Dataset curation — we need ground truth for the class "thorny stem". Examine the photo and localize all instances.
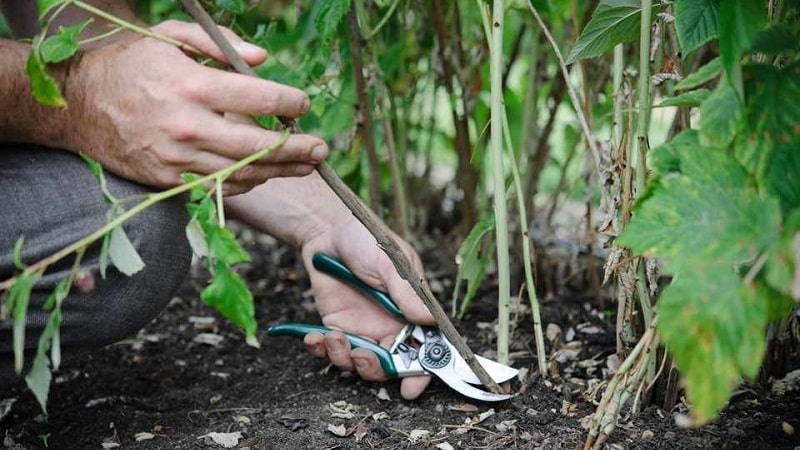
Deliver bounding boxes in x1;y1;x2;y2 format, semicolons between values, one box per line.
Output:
178;0;501;393
0;132;290;293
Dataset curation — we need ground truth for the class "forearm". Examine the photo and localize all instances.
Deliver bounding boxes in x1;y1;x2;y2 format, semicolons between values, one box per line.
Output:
0;0;139;40
225;171;352;248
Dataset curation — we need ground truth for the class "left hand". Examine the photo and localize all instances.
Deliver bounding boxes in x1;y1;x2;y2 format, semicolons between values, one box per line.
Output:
299;218;435;400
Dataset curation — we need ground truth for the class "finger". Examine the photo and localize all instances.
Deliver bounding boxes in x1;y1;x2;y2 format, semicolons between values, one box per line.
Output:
351;348;389;381
151;20;267;66
400;375;432;400
186;68;311;117
324;331;354;372
304;331;327;358
227;162;317;186
169;112;326;162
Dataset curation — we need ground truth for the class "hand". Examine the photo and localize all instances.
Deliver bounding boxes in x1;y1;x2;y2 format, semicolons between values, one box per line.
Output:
61;20;328;195
299;218;436;400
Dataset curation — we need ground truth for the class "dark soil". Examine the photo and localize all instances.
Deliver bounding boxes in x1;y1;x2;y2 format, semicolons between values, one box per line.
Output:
2;228;799;450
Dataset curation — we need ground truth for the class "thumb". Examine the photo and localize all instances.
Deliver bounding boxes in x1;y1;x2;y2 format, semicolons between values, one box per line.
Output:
151;20;267;66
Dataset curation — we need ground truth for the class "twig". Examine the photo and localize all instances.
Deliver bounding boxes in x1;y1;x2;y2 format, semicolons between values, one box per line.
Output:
178;0;501;393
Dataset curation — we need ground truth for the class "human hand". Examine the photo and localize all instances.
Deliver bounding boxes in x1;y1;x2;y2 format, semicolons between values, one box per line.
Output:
299;218;435;400
61;20;327;195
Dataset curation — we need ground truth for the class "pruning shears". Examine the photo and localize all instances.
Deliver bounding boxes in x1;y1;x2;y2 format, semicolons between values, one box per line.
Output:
266;252;518;402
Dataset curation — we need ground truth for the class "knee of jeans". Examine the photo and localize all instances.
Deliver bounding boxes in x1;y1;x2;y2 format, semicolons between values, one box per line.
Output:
66;195;192;348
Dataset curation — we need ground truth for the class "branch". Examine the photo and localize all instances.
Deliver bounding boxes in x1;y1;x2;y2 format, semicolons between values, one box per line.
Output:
178;0;501;393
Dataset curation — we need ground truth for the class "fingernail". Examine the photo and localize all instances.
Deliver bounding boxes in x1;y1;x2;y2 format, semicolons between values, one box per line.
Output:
238;40;264;55
301;97;311;114
328;339;343;353
311;144;328;161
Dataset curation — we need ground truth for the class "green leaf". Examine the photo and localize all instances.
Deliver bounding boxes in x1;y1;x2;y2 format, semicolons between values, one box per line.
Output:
765;144;800;216
38;0;68;19
13;237;25;270
7;273;40;374
649;129;700;175
109;226;145;276
751;23;800;54
207;226;250;265
99;231;111;279
566;0;654;64
25;307;61;414
316;0;352;44
201;262;257;345
40;19;91;64
718;0;766;80
658;88;711;108
674;57;722;91
619;146;782;423
674;0;720;56
452;216;495;318
25;40;66;108
180;173;207;202
216;0;246;14
80;153;115;203
699;80;741;148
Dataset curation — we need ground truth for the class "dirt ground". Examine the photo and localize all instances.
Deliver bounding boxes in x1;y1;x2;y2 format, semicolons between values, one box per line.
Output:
2;228;799;450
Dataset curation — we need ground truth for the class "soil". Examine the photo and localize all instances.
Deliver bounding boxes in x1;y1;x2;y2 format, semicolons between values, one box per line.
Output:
2;227;799;450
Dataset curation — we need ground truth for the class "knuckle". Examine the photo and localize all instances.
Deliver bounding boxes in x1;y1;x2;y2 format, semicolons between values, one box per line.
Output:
175;79;206;103
156;147;191;166
231;164;259;182
164;118;199;142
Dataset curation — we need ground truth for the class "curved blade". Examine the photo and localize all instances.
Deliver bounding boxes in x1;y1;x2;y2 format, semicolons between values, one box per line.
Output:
453;354;519;385
426;365;515;402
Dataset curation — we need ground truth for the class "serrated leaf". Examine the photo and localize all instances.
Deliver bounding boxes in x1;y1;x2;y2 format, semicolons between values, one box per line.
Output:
41;19;91;63
699;80;741;148
566;0;655;64
649;129;700;175
216;0;246;14
201;262;257;344
38;0;68;19
207;226;250;265
658;89;711;108
109;226;145;276
8;273;39;374
316;0;352;44
674;57;722;91
25;40;66;107
674;0;720;57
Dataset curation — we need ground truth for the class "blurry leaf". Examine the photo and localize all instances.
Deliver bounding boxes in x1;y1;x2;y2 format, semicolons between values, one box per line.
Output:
201;262;257;345
38;0;67;19
649;129;699;175
25;40;66;107
81;153;115;203
566;0;659;64
197;431;242;448
316;0;351;44
765;144;800;216
8;273;39;374
41;19;91;63
13;237;25;270
658;88;711;107
674;57;721;91
327;423;348;437
699;80;741;148
109;226;145;276
718;0;766;80
216;0;246;14
99;231;111;279
751;23;800;54
25;307;61;414
453;217;495;318
674;0;719;56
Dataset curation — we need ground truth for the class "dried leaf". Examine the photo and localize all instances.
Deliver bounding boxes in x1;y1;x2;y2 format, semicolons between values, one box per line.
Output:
327;423;348;437
372;411;389;421
408;429;431;444
447;403;478;412
353;425;368;442
436;443;455;450
194;333;224;348
495;420;517;432
277;415;308;431
197;431;242;448
134;432;155;441
328;401;359;419
471;409;495;425
376;388;391;401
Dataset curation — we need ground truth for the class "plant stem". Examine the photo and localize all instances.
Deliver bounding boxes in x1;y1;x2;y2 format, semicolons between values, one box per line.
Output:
0;132;289;292
72;1;201;54
636;0;652;194
490;0;511;365
613;44;624;148
367;0;403;39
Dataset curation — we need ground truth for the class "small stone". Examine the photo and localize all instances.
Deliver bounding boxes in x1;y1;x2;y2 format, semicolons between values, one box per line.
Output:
782;422;795;436
641;430;654;440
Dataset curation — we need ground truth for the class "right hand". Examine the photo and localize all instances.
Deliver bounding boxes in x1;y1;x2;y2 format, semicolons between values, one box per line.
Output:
61;20;327;195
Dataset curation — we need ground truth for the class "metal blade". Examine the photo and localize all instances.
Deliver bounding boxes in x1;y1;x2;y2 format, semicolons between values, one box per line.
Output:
426;365;515;402
452;354;519;385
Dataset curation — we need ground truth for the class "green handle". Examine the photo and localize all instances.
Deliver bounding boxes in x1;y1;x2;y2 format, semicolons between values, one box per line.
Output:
312;253;404;318
266;322;398;377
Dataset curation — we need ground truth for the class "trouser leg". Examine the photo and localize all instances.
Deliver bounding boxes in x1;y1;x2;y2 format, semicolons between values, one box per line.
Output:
0;145;192;373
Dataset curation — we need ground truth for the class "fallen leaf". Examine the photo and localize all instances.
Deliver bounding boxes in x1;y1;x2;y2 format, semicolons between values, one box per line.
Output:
353;425;368;441
376;388;391;401
188;316;218;331
101;443;120;449
436;443;455;450
372;411;389;421
471;408;495;425
134;432;155;441
408;429;431;444
277;415;308;431
209;394;222;405
327;423;349;437
194;333;224;348
328;401;359;419
495;420;517;432
447;403;478;412
233;414;251;424
782;422;795;436
198;431;242;448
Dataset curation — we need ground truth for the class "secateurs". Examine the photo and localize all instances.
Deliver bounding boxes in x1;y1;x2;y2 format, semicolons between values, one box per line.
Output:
266;253;518;402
